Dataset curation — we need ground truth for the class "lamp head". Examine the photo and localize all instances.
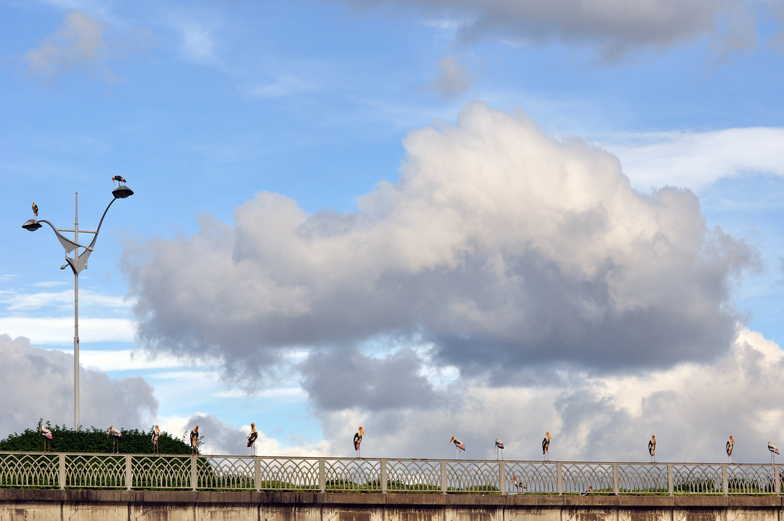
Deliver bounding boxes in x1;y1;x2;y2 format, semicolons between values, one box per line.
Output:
22;219;42;231
112;185;134;199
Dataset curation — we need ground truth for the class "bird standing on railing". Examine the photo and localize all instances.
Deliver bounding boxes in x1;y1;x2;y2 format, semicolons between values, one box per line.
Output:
353;427;365;459
190;425;199;454
648;435;656;463
448;436;466;459
495;439;504;460
32;202;39;217
542;432;553;462
726;436;735;464
112;175;127;186
39;425;52;451
152;425;160;455
247;423;259;456
108;426;122;453
769;441;779;463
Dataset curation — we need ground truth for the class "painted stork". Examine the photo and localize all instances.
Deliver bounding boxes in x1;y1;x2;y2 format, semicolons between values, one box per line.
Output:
448;436;465;459
769;442;779;463
726;436;735;464
152;425;161;455
247;423;259;456
190;425;199;454
580;486;593;496
107;426;122;453
495;439;505;460
32;202;38;217
112;175;127;186
39;425;52;452
542;432;553;462
353;427;365;459
511;474;526;493
648;435;656;463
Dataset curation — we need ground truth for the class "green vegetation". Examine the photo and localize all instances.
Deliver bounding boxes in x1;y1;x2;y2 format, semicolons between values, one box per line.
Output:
0;421;193;454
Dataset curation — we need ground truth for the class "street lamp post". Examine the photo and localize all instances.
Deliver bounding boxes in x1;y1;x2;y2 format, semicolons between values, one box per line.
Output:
22;184;134;431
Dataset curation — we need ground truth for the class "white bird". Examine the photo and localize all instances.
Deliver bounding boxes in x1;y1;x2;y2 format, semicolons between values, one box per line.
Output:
542;432;554;462
448;436;465;459
495;439;505;460
353;427;365;459
39;425;52;452
726;436;735;464
247;423;258;456
190;425;199;454
107;426;122;453
152;425;161;455
648;435;656;463
769;441;779;463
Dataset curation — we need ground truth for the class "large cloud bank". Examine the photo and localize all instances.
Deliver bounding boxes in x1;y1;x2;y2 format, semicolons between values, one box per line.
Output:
125;102;750;385
0;334;158;436
338;0;772;59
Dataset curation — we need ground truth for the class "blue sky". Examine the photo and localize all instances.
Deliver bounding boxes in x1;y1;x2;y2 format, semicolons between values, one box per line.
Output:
2;0;784;462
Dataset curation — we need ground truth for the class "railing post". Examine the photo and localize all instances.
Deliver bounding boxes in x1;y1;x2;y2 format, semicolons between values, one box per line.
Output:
125;455;132;491
319;458;326;493
612;463;619;495
380;459;387;494
190;455;197;491
668;464;673;496
499;461;506;495
557;462;563;496
441;460;447;494
775;464;780;496
722;464;728;496
58;453;65;490
255;456;261;492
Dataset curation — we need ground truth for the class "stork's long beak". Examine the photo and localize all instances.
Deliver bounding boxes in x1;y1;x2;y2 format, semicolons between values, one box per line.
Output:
448;436;455;444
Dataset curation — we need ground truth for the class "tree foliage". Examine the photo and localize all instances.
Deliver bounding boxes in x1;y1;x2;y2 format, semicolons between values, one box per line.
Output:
0;421;194;454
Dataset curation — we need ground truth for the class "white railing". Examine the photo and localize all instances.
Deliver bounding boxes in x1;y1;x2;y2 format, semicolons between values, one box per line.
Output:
0;452;780;495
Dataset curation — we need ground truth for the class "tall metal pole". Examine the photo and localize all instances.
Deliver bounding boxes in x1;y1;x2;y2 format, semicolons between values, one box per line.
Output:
73;192;80;432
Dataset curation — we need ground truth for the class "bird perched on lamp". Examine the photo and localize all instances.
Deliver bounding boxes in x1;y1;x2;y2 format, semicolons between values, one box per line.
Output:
353;427;365;459
111;175;127;186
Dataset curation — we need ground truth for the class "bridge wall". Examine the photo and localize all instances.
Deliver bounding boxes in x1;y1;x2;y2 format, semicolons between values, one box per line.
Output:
0;491;782;521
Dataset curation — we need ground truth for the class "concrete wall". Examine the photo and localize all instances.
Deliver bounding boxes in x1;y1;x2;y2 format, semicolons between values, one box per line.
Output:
0;491;781;521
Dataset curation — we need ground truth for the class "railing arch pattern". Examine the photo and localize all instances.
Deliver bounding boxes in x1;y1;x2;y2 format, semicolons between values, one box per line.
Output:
0;452;781;496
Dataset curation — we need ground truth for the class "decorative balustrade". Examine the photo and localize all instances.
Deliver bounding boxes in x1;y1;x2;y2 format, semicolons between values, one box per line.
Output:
0;452;780;495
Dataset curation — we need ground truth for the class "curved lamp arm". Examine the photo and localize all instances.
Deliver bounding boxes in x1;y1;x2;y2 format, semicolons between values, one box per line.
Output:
22;196;120;275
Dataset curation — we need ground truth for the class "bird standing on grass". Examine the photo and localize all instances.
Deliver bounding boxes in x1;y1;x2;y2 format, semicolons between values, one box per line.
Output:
190;425;200;454
353;427;365;459
542;432;553;462
495;439;505;460
726;436;735;464
39;425;52;451
247;423;259;456
108;426;122;453
152;425;160;455
448;436;466;459
648;435;656;463
769;441;779;463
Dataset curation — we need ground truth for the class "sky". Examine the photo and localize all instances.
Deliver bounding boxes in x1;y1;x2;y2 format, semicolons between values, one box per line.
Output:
2;0;784;463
